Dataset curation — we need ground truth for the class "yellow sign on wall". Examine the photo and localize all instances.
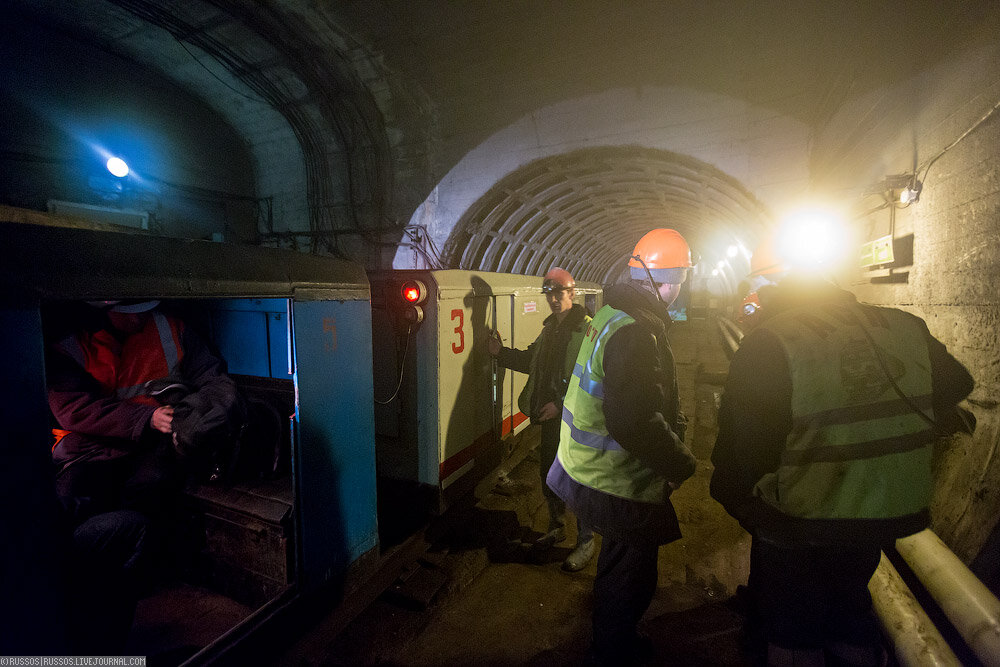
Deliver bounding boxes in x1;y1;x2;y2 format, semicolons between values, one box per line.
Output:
860;235;895;268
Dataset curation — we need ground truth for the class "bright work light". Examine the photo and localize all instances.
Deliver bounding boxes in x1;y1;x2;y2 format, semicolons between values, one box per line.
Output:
106;157;129;178
775;205;848;274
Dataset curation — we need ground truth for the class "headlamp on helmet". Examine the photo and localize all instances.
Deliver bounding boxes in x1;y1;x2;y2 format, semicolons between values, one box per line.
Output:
541;279;572;295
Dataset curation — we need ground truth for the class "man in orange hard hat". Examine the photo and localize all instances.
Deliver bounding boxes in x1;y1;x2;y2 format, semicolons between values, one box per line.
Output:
547;229;697;664
488;267;597;571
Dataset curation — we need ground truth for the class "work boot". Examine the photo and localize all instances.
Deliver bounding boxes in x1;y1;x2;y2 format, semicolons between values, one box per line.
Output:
534;524;566;549
562;536;596;571
534;497;567;549
562;519;596;571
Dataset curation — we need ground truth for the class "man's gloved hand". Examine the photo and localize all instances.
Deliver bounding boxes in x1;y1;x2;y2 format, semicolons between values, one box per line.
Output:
486;330;502;357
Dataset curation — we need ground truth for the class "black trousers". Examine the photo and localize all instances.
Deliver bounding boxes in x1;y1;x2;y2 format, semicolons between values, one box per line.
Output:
538;418;563;502
54;433;181;523
749;534;883;650
66;510;151;654
592;534;659;661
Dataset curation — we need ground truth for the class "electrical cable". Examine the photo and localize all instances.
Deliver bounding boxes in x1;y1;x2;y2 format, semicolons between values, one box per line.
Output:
847;304;970;436
374;324;411;405
917;96;1000;185
172;36;266;104
630;254;665;304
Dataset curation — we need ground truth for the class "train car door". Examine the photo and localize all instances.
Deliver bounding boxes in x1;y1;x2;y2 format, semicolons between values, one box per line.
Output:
291;297;378;585
492;289;515;453
436;277;489;495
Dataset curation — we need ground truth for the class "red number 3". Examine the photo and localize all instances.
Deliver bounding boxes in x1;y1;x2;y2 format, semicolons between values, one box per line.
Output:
451;309;465;353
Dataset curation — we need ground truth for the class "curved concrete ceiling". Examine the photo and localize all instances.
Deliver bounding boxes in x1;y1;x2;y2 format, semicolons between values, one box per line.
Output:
447;147;769;283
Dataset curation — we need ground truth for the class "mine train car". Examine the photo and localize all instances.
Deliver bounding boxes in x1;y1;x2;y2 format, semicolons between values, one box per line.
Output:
370;270;602;524
1;209;604;662
1;211;378;662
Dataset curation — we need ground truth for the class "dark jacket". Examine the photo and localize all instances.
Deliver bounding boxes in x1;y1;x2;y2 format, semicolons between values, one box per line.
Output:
548;283;696;545
710;280;975;545
47;313;242;464
497;303;589;422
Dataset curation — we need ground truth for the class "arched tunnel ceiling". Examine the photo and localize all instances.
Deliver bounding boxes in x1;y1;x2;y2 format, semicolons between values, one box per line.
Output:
447;147;770;284
7;0;1000;263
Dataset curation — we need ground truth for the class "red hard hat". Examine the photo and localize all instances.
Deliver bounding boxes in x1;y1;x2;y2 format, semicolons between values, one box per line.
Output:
628;229;693;270
543;267;575;288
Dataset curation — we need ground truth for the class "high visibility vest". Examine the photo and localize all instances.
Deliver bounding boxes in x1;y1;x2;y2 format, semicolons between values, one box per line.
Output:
752;302;935;520
556;305;669;503
517;312;591;417
56;312;185;406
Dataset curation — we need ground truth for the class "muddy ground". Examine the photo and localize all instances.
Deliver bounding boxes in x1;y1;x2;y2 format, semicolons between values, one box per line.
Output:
275;316;758;666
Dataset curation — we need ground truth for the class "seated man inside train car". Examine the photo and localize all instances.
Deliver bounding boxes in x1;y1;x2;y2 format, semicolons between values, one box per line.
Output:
45;299;244;541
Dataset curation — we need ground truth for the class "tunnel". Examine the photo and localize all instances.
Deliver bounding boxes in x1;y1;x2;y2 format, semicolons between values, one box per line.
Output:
2;1;1000;663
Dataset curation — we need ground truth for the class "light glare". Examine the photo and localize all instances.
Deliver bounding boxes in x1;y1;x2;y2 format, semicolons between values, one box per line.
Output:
106;157;129;178
775;206;848;274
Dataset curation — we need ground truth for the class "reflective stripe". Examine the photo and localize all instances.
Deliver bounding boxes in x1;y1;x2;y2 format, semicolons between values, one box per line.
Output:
781;428;936;466
572;362;605;399
561;406;623;452
152;312;180;373
581;311;630;383
116;384;147;400
794;395;935;429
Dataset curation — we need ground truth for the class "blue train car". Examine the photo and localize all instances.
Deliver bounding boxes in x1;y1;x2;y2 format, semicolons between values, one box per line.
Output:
0;210;377;661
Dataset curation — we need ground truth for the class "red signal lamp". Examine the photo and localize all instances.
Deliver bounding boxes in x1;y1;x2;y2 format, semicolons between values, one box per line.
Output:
398;279;427;326
402;284;421;303
400;280;427;304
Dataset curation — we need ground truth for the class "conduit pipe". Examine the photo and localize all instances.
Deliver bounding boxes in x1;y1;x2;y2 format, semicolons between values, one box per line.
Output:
869;552;960;666
896;529;1000;665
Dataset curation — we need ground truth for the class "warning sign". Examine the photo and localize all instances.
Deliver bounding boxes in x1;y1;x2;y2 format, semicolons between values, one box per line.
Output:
524;301;537;314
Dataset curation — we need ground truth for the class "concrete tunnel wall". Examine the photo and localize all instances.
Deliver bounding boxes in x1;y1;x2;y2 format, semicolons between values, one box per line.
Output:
812;36;1000;568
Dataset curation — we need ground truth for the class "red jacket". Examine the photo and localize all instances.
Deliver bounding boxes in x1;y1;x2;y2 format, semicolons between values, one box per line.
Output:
48;311;237;447
55;312;185;407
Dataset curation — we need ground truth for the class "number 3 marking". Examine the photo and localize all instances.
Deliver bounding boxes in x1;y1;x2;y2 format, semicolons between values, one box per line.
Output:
451;309;465;353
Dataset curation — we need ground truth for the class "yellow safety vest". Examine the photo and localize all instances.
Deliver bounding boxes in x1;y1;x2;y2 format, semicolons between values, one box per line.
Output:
753;302;935;519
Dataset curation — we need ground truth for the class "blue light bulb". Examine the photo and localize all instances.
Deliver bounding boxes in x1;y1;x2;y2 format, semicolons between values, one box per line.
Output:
106;157;129;178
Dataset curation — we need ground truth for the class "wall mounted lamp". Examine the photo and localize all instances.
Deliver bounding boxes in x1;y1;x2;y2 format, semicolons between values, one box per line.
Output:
867;173;922;207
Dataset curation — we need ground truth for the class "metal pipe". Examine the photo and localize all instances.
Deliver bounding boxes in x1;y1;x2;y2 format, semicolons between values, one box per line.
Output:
896;529;1000;665
869;552;961;666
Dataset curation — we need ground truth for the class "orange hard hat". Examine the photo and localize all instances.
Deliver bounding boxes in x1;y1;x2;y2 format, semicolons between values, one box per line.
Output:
748;237;786;278
628;229;693;270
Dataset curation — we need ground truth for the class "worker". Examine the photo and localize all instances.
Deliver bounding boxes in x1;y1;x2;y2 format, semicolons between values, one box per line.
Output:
546;229;698;665
488;267;597;571
710;242;975;666
46;299;244;524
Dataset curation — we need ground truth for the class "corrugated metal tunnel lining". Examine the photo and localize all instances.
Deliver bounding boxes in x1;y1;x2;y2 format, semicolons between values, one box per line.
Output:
446;147;773;284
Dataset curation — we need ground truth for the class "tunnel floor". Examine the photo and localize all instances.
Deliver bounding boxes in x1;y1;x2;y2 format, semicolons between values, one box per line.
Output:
280;316;757;666
317;453;752;666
